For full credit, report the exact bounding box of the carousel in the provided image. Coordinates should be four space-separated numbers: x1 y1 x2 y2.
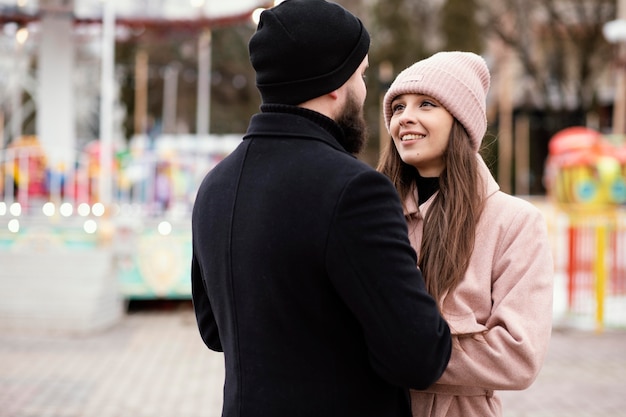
0 0 273 332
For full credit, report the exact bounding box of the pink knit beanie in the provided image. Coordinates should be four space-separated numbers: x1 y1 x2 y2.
383 51 491 151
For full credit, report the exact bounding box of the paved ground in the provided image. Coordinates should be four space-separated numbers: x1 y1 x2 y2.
1 303 625 417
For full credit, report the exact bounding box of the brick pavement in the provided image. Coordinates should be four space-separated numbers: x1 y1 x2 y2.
499 327 626 417
1 306 625 417
0 308 224 417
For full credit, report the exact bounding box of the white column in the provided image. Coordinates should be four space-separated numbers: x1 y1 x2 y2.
10 41 23 142
99 0 115 206
37 3 75 166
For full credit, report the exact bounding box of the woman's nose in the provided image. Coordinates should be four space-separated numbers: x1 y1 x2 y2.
398 109 416 126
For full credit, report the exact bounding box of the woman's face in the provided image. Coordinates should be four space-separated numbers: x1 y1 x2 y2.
389 94 454 177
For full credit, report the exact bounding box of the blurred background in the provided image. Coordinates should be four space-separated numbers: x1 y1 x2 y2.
0 2 625 417
0 0 624 334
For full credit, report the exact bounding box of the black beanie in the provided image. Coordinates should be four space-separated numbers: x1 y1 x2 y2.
249 0 370 105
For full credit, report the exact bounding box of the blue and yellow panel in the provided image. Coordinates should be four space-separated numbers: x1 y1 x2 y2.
116 221 192 299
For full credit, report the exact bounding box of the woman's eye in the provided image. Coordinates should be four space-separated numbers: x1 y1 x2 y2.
391 103 405 113
420 100 436 108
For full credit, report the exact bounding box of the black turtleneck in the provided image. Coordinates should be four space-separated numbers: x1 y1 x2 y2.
415 172 440 205
260 103 344 142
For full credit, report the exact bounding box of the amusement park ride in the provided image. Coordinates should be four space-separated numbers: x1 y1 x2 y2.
543 126 626 332
0 0 274 332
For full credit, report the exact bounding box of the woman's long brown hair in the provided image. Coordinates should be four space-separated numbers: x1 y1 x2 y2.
377 120 484 301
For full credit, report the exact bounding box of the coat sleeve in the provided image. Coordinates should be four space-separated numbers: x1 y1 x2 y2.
191 252 223 352
437 200 554 390
325 169 452 390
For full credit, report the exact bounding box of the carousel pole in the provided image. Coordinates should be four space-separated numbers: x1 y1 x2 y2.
98 0 115 207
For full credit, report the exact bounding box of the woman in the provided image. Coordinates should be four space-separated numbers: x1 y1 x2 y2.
377 51 554 417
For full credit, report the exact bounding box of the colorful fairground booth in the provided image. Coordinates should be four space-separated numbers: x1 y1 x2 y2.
544 126 626 332
0 132 241 332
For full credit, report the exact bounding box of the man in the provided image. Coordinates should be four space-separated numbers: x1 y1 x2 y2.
191 1 451 416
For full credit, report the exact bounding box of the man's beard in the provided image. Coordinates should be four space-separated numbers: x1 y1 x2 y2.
336 91 368 155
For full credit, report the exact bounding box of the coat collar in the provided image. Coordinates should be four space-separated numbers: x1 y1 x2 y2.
244 104 351 156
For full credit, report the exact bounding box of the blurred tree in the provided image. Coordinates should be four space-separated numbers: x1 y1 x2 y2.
475 0 616 193
116 27 201 140
360 0 440 165
478 0 615 119
442 0 483 52
353 0 617 191
210 24 259 134
368 0 432 71
116 20 258 141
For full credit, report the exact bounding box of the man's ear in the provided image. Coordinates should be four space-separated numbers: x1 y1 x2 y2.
297 89 341 120
325 89 343 120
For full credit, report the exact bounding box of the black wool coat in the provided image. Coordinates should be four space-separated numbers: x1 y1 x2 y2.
191 106 451 417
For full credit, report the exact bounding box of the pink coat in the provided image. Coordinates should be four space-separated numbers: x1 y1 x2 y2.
406 156 554 417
